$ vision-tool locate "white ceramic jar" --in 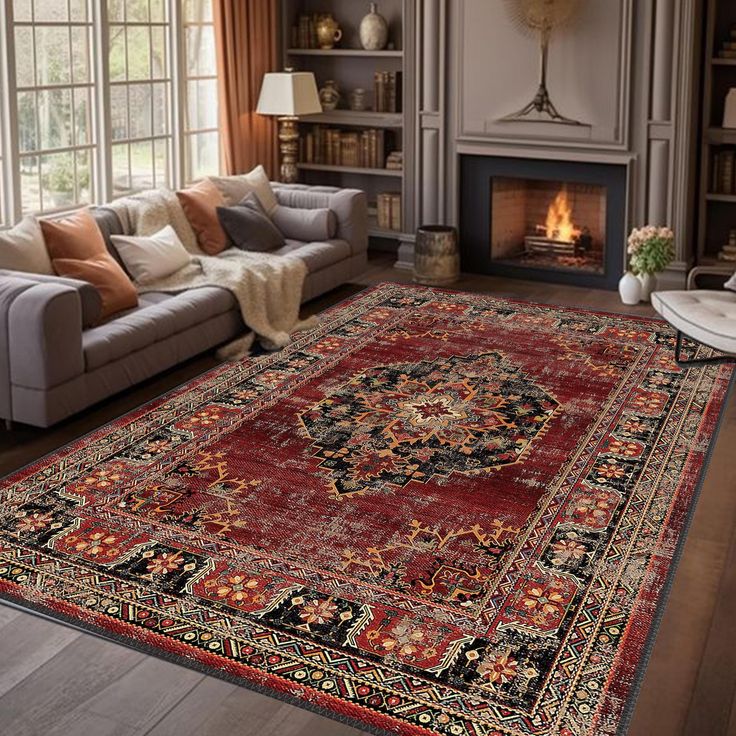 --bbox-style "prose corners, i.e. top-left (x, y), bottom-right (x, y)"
top-left (619, 271), bottom-right (642, 305)
top-left (359, 3), bottom-right (389, 51)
